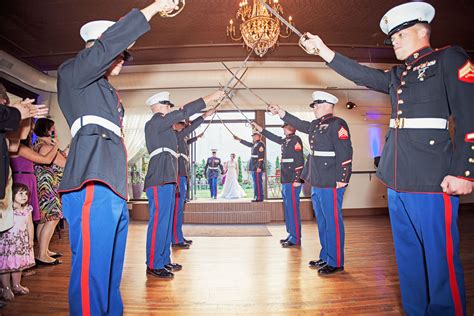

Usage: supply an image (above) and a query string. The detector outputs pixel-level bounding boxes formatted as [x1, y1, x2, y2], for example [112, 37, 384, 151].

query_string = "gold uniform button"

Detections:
[397, 110, 403, 115]
[402, 71, 408, 76]
[398, 99, 404, 104]
[401, 81, 406, 86]
[469, 158, 474, 163]
[413, 53, 419, 59]
[465, 171, 471, 177]
[406, 65, 412, 70]
[429, 140, 435, 145]
[102, 133, 107, 138]
[420, 77, 425, 82]
[472, 146, 474, 150]
[397, 89, 403, 94]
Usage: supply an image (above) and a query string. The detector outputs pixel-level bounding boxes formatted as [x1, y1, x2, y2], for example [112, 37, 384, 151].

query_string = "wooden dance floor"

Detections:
[3, 212, 474, 315]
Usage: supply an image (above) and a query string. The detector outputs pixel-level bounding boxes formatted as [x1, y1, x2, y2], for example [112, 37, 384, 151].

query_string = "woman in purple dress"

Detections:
[10, 137, 59, 222]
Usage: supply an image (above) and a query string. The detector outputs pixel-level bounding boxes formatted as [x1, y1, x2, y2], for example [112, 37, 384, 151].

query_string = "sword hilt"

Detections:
[298, 33, 320, 55]
[159, 0, 185, 17]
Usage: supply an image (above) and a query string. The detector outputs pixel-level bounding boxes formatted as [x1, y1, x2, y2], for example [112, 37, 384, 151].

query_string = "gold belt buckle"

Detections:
[394, 117, 405, 129]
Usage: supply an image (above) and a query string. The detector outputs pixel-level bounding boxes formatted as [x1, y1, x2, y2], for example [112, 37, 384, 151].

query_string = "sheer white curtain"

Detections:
[122, 109, 152, 162]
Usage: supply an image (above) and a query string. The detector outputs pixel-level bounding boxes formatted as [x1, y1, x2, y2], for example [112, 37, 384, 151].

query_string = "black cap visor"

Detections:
[384, 20, 429, 45]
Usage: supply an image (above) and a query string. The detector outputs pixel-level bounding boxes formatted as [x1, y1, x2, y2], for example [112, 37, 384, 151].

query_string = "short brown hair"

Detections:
[416, 23, 431, 39]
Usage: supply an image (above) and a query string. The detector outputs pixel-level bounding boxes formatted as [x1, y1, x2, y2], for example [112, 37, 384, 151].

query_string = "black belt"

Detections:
[13, 171, 34, 174]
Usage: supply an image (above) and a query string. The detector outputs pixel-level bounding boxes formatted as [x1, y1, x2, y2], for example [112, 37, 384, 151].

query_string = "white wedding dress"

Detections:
[219, 160, 246, 199]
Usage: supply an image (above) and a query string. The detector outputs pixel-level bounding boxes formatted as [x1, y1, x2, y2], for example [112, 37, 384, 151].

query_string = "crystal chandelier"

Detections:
[226, 0, 294, 57]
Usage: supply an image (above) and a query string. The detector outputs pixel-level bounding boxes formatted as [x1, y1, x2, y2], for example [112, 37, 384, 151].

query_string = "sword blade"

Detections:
[216, 113, 236, 137]
[227, 94, 253, 124]
[258, 0, 303, 38]
[222, 32, 264, 93]
[221, 62, 270, 106]
[214, 68, 249, 110]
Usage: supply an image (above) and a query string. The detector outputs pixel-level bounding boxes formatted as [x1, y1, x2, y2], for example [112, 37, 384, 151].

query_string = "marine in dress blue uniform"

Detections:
[57, 7, 154, 315]
[300, 2, 473, 314]
[255, 122, 304, 247]
[144, 90, 224, 279]
[204, 150, 224, 199]
[235, 132, 266, 202]
[172, 112, 211, 248]
[268, 91, 353, 275]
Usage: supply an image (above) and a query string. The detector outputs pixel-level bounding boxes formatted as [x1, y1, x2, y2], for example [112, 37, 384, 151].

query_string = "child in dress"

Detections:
[0, 183, 35, 300]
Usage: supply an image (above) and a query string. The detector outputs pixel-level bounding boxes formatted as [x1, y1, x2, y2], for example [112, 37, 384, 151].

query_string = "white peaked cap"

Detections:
[80, 20, 115, 42]
[146, 91, 171, 106]
[380, 2, 435, 36]
[312, 91, 338, 104]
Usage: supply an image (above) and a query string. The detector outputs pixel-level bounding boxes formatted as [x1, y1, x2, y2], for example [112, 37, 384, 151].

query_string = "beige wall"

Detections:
[5, 60, 474, 208]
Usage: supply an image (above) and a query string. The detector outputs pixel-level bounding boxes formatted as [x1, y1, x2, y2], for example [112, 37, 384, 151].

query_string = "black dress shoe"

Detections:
[164, 263, 182, 272]
[279, 237, 289, 244]
[251, 199, 264, 202]
[309, 259, 327, 268]
[35, 258, 62, 266]
[50, 252, 63, 259]
[281, 241, 300, 248]
[318, 265, 344, 275]
[184, 238, 193, 245]
[172, 242, 190, 249]
[146, 267, 174, 278]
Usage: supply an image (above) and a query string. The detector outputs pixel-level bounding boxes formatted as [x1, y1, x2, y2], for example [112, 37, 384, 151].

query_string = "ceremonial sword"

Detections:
[221, 62, 271, 107]
[218, 82, 254, 125]
[201, 68, 250, 134]
[218, 32, 265, 104]
[258, 0, 319, 55]
[216, 113, 237, 137]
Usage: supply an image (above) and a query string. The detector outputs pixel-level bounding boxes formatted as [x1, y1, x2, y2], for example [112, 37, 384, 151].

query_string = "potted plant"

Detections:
[130, 164, 144, 199]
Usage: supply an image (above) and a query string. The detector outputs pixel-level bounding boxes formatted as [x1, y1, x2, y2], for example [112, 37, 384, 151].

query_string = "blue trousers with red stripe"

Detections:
[62, 182, 129, 316]
[252, 171, 264, 201]
[281, 183, 302, 244]
[146, 184, 175, 269]
[172, 176, 187, 245]
[208, 176, 218, 198]
[388, 189, 466, 316]
[311, 187, 345, 267]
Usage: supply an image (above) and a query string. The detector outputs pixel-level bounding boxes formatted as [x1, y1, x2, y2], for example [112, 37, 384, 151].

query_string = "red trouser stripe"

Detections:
[443, 194, 463, 316]
[256, 171, 261, 200]
[333, 188, 341, 267]
[291, 185, 300, 243]
[149, 187, 159, 269]
[173, 178, 180, 244]
[81, 183, 94, 316]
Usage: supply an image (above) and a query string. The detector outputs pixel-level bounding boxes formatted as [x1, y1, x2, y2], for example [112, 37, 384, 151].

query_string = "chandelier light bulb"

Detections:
[226, 0, 294, 57]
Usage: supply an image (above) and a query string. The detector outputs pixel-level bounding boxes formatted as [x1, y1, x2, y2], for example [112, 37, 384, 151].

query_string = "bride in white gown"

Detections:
[219, 153, 246, 199]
